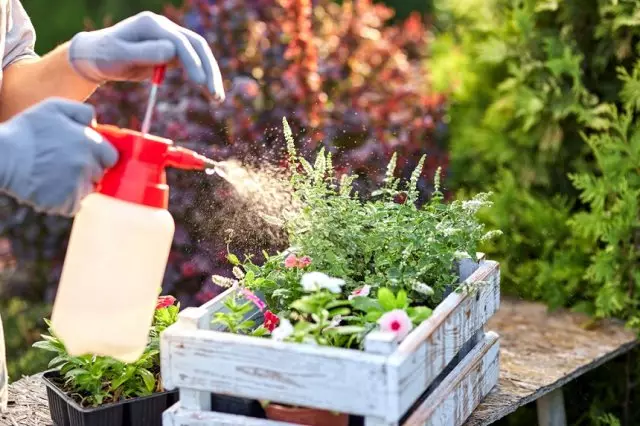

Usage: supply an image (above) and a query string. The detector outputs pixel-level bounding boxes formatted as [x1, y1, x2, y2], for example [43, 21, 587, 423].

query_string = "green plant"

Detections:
[0, 298, 52, 382]
[266, 273, 432, 348]
[565, 62, 640, 324]
[273, 275, 366, 348]
[225, 118, 499, 313]
[431, 0, 640, 304]
[278, 117, 501, 305]
[218, 250, 314, 315]
[351, 287, 433, 327]
[32, 295, 179, 407]
[431, 1, 640, 423]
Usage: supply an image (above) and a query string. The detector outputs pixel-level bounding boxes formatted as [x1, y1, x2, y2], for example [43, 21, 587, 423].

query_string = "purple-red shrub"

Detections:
[1, 0, 448, 306]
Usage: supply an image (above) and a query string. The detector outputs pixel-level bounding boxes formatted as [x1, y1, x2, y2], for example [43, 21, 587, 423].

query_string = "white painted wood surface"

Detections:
[164, 403, 297, 426]
[161, 260, 501, 426]
[163, 326, 390, 417]
[386, 261, 500, 420]
[403, 332, 500, 426]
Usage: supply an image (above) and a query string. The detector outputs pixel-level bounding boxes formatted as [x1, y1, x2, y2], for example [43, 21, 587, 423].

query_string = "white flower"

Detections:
[348, 285, 371, 300]
[453, 251, 471, 260]
[462, 199, 484, 214]
[232, 267, 245, 279]
[412, 282, 434, 296]
[211, 275, 238, 288]
[282, 246, 300, 257]
[481, 230, 503, 241]
[271, 318, 294, 341]
[300, 272, 345, 294]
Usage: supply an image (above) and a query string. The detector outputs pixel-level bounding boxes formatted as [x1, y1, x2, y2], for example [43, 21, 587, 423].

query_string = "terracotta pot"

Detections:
[264, 403, 349, 426]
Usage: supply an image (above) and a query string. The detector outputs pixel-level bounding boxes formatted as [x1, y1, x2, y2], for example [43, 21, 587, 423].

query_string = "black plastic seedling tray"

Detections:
[43, 371, 178, 426]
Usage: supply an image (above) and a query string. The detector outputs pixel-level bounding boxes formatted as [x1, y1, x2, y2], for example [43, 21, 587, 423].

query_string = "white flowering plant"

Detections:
[275, 118, 501, 307]
[213, 119, 501, 348]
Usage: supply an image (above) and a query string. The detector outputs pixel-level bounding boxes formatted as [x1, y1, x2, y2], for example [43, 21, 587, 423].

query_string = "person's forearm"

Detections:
[0, 42, 98, 121]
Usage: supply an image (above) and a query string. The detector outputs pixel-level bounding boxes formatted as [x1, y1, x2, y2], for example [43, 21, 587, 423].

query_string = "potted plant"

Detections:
[33, 294, 180, 426]
[196, 119, 501, 425]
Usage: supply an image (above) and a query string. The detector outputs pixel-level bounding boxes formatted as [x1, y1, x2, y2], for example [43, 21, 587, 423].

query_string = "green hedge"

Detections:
[432, 0, 640, 314]
[432, 1, 640, 423]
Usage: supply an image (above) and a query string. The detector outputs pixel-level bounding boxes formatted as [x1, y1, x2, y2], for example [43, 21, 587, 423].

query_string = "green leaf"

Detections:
[291, 297, 316, 313]
[377, 288, 396, 311]
[326, 326, 365, 335]
[328, 307, 351, 317]
[244, 270, 256, 284]
[32, 340, 59, 352]
[138, 369, 156, 393]
[325, 300, 352, 310]
[396, 290, 408, 309]
[365, 311, 383, 322]
[65, 368, 89, 378]
[408, 306, 433, 324]
[227, 253, 240, 265]
[350, 297, 381, 313]
[251, 326, 269, 337]
[48, 355, 69, 368]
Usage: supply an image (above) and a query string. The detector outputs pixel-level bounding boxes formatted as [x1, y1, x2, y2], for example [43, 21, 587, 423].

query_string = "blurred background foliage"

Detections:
[22, 0, 427, 54]
[22, 0, 182, 54]
[6, 0, 438, 383]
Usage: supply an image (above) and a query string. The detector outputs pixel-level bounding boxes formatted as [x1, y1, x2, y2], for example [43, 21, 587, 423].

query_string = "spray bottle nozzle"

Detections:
[165, 146, 218, 171]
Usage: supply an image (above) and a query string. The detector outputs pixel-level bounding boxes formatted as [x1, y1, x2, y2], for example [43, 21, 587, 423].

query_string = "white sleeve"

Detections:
[2, 0, 38, 69]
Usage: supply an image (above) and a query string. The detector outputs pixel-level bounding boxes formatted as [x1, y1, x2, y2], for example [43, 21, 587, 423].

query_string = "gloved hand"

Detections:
[68, 11, 225, 101]
[0, 98, 118, 217]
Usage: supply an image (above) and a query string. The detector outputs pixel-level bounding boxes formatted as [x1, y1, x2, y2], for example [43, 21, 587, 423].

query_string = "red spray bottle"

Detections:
[51, 66, 216, 362]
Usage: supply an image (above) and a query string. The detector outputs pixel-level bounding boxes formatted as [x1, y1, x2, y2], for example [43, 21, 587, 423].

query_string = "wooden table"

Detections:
[466, 298, 637, 426]
[1, 298, 636, 426]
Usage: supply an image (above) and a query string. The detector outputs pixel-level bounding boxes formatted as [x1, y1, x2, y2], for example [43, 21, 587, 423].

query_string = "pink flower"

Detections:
[284, 254, 299, 268]
[156, 295, 177, 310]
[297, 256, 312, 268]
[240, 287, 266, 311]
[377, 309, 413, 341]
[349, 285, 371, 300]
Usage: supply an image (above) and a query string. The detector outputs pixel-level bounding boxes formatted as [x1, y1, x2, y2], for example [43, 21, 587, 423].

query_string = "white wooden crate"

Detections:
[161, 260, 500, 426]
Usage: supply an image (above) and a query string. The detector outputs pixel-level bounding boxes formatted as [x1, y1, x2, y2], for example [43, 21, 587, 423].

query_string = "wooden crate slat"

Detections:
[387, 261, 500, 419]
[163, 403, 298, 426]
[402, 331, 500, 426]
[162, 328, 391, 417]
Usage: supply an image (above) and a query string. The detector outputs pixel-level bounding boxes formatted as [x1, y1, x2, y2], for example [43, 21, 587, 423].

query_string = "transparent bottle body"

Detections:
[51, 193, 174, 363]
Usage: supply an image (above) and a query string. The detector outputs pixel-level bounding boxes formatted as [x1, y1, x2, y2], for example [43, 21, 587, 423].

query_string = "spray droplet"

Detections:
[205, 168, 216, 176]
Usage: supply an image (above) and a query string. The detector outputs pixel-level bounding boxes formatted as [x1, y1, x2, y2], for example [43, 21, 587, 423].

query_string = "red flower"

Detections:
[263, 310, 279, 332]
[156, 295, 177, 310]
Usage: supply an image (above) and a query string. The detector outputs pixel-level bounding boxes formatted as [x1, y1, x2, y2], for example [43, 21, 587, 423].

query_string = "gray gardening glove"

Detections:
[68, 11, 225, 101]
[0, 98, 118, 217]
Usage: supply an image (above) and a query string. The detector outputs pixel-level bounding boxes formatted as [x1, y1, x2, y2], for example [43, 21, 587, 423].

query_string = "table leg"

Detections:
[537, 388, 567, 426]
